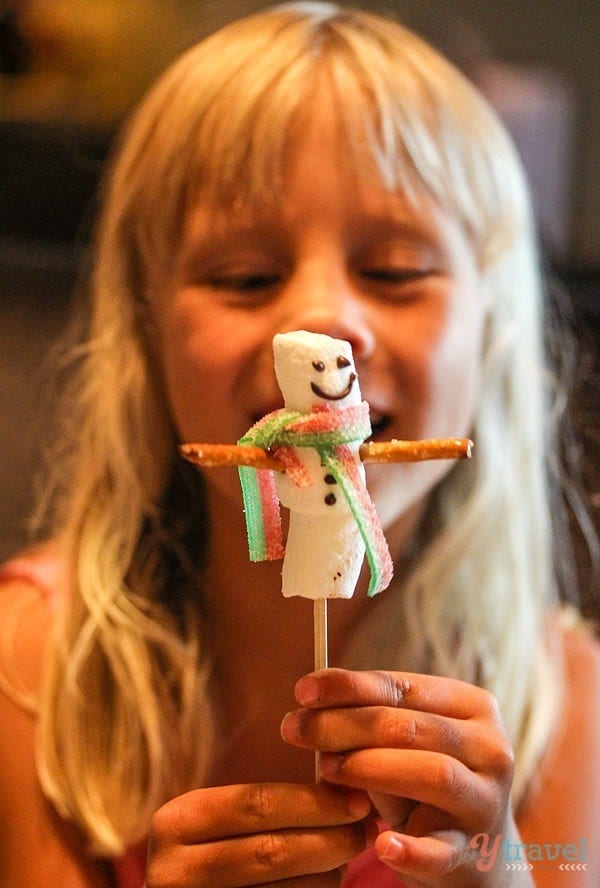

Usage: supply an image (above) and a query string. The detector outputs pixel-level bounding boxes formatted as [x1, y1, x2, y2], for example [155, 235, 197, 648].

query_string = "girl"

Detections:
[1, 4, 599, 886]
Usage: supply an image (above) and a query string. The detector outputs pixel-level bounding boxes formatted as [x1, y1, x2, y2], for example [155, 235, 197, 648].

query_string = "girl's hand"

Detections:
[146, 781, 372, 887]
[281, 668, 528, 887]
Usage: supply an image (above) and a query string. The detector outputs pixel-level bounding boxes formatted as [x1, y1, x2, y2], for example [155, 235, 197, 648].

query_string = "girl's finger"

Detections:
[151, 783, 372, 844]
[295, 669, 500, 722]
[318, 748, 497, 826]
[281, 704, 513, 775]
[148, 823, 367, 888]
[375, 828, 474, 882]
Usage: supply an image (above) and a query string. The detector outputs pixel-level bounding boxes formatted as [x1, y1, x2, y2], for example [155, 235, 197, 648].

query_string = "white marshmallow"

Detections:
[273, 331, 367, 599]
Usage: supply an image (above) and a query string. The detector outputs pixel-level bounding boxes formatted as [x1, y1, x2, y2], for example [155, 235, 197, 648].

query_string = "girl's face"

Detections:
[152, 103, 486, 533]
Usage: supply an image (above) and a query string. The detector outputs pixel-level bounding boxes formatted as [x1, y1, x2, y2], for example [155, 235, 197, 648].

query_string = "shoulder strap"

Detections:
[0, 542, 64, 712]
[0, 542, 63, 605]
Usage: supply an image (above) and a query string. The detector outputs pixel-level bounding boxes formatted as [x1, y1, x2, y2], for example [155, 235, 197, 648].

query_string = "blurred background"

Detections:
[0, 0, 598, 615]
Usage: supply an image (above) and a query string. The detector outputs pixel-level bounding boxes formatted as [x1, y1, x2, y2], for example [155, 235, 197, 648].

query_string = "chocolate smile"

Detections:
[311, 373, 357, 401]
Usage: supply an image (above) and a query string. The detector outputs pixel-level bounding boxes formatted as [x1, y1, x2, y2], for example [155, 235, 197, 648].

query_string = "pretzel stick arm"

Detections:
[179, 438, 473, 469]
[179, 442, 281, 470]
[360, 438, 473, 463]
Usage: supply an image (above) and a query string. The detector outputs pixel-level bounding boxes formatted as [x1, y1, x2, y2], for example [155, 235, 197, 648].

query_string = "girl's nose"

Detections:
[280, 273, 375, 360]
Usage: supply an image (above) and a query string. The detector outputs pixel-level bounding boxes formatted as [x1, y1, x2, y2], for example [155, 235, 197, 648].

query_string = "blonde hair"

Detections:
[34, 1, 560, 852]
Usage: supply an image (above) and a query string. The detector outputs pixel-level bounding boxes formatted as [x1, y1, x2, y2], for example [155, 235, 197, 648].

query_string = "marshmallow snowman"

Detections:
[274, 331, 367, 598]
[238, 331, 393, 600]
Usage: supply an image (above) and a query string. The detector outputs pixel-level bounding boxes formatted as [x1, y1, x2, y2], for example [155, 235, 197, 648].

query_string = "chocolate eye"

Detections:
[312, 360, 325, 372]
[337, 355, 351, 369]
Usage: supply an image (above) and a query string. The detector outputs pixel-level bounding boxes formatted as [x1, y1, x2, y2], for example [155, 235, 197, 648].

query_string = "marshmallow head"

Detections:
[273, 331, 362, 411]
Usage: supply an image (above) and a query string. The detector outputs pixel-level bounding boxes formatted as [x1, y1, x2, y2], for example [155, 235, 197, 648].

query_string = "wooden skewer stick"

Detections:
[313, 598, 328, 781]
[179, 437, 473, 470]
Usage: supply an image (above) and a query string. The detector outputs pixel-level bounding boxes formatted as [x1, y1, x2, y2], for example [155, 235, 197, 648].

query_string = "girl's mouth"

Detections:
[368, 410, 392, 440]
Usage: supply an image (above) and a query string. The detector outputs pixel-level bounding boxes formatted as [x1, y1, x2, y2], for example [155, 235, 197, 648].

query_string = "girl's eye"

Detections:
[190, 266, 283, 303]
[359, 266, 436, 301]
[361, 267, 432, 284]
[210, 272, 281, 292]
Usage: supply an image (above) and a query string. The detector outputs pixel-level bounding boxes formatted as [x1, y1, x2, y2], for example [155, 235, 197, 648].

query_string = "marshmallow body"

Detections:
[273, 331, 366, 599]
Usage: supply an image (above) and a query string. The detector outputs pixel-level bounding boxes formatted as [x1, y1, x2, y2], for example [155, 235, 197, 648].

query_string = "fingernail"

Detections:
[379, 834, 404, 864]
[318, 752, 343, 779]
[346, 791, 371, 819]
[295, 676, 320, 705]
[280, 711, 299, 741]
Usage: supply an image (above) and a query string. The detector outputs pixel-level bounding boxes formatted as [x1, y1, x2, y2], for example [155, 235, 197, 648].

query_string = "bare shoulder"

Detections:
[559, 613, 600, 729]
[0, 576, 110, 887]
[559, 615, 600, 776]
[561, 613, 600, 677]
[541, 611, 600, 755]
[517, 615, 600, 885]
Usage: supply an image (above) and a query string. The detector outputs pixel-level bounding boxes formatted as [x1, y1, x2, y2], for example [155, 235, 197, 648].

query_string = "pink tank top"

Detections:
[0, 547, 406, 887]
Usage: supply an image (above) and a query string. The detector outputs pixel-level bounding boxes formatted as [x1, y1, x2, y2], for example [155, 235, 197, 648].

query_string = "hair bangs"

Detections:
[177, 8, 527, 271]
[325, 23, 525, 269]
[116, 3, 532, 294]
[184, 55, 322, 217]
